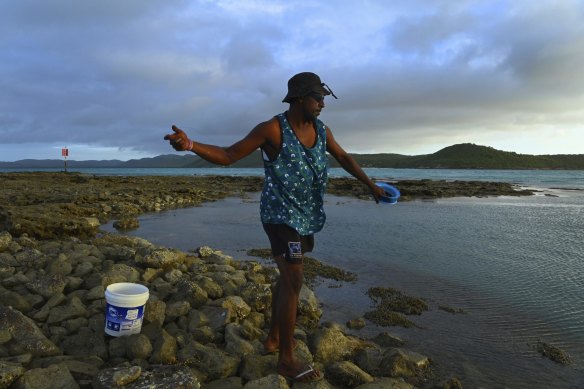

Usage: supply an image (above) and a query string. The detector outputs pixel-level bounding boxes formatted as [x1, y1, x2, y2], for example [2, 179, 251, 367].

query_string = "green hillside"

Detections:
[1, 143, 583, 169]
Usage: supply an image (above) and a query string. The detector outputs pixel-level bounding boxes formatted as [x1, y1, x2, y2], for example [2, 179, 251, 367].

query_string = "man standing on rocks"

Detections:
[164, 72, 384, 383]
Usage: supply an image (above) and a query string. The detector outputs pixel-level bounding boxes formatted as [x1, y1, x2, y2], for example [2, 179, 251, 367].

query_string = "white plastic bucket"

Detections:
[104, 282, 149, 337]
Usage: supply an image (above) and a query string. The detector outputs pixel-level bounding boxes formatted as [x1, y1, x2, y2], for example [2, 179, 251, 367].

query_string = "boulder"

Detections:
[239, 354, 277, 383]
[209, 296, 252, 322]
[46, 296, 87, 324]
[149, 329, 177, 364]
[0, 361, 25, 388]
[14, 363, 79, 389]
[238, 282, 272, 313]
[177, 341, 240, 381]
[136, 248, 184, 269]
[93, 365, 200, 388]
[297, 285, 322, 329]
[101, 263, 141, 285]
[125, 334, 153, 360]
[0, 305, 61, 357]
[378, 348, 430, 378]
[242, 374, 289, 389]
[325, 360, 374, 388]
[174, 278, 208, 308]
[0, 231, 12, 252]
[308, 323, 373, 365]
[25, 274, 66, 299]
[354, 377, 415, 389]
[224, 323, 257, 357]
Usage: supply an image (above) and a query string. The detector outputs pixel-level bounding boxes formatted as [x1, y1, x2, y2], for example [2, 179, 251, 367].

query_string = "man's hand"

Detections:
[164, 125, 193, 151]
[371, 183, 386, 204]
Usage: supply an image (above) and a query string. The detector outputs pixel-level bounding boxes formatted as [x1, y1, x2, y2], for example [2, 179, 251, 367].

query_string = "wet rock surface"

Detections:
[0, 172, 533, 388]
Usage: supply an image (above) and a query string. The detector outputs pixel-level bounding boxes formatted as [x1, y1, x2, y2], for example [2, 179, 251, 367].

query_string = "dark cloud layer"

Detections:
[1, 0, 583, 161]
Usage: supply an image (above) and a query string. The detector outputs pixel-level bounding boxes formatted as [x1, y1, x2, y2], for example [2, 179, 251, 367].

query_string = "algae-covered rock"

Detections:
[14, 363, 79, 389]
[0, 305, 61, 357]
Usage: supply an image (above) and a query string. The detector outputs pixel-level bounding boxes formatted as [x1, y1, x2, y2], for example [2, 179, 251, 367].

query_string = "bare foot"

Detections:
[263, 338, 298, 354]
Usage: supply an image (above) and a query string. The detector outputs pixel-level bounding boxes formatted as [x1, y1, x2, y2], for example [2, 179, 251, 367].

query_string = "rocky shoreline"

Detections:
[0, 173, 535, 388]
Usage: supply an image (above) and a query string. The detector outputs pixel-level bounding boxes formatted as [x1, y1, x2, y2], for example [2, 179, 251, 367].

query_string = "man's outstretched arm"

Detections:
[164, 122, 272, 166]
[325, 127, 385, 203]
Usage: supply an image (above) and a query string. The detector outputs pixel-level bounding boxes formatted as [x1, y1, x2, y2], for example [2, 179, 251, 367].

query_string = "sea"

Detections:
[5, 167, 583, 388]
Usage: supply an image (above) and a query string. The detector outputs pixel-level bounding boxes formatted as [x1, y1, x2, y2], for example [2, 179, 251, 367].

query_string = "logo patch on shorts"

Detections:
[288, 242, 302, 259]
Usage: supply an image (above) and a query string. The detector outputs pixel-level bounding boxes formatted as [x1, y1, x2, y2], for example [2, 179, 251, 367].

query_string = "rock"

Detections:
[238, 282, 271, 312]
[297, 285, 322, 329]
[177, 341, 240, 381]
[46, 255, 73, 276]
[94, 365, 201, 388]
[0, 232, 12, 252]
[149, 329, 177, 364]
[200, 306, 231, 333]
[0, 361, 25, 388]
[163, 269, 183, 284]
[308, 323, 372, 365]
[193, 275, 223, 300]
[378, 348, 430, 378]
[239, 354, 277, 383]
[72, 261, 94, 278]
[0, 289, 32, 313]
[187, 310, 210, 331]
[242, 374, 289, 389]
[14, 363, 79, 389]
[325, 360, 374, 388]
[112, 365, 142, 386]
[353, 377, 415, 388]
[85, 285, 105, 301]
[32, 292, 66, 321]
[354, 346, 385, 375]
[224, 323, 257, 357]
[113, 217, 140, 231]
[137, 248, 184, 269]
[144, 299, 166, 327]
[165, 301, 191, 320]
[125, 334, 153, 360]
[347, 317, 366, 330]
[371, 332, 404, 348]
[108, 337, 126, 358]
[60, 327, 107, 360]
[25, 274, 67, 299]
[210, 296, 251, 322]
[174, 278, 208, 308]
[102, 263, 141, 285]
[190, 326, 215, 344]
[0, 305, 61, 357]
[204, 376, 243, 388]
[0, 329, 12, 344]
[46, 296, 87, 324]
[197, 246, 215, 257]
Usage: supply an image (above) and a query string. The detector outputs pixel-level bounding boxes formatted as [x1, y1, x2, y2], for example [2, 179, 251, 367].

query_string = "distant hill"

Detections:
[1, 144, 583, 170]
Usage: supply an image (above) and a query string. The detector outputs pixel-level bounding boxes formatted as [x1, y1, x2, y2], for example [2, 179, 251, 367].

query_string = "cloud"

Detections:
[1, 0, 583, 161]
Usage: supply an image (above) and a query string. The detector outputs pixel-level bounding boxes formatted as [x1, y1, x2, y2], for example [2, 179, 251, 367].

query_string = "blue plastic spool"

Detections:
[375, 182, 400, 204]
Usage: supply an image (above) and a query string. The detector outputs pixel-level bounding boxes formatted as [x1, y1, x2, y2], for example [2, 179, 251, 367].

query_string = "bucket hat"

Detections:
[282, 72, 337, 103]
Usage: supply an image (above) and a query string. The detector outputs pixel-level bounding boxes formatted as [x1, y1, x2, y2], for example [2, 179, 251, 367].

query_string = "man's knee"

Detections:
[276, 260, 303, 293]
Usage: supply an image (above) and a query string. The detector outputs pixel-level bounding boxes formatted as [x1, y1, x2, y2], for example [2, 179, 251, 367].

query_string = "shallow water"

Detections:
[103, 186, 584, 388]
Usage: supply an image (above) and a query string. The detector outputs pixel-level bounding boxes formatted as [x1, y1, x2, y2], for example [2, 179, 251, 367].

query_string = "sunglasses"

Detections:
[308, 93, 325, 102]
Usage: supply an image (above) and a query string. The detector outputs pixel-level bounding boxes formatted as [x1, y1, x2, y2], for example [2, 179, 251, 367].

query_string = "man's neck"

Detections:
[287, 105, 313, 130]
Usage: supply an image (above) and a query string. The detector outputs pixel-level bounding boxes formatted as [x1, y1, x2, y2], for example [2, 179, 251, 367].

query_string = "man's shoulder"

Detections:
[255, 115, 281, 132]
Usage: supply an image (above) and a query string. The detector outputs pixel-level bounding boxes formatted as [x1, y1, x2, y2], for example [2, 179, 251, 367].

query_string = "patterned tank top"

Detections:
[260, 112, 328, 235]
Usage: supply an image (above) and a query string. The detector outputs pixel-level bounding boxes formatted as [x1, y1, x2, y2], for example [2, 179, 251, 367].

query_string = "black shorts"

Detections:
[262, 223, 314, 264]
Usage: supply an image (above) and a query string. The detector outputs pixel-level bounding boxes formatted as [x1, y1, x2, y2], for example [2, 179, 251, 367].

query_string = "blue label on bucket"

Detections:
[105, 303, 144, 333]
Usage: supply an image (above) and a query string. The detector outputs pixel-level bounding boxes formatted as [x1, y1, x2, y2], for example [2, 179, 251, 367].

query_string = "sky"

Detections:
[1, 0, 583, 162]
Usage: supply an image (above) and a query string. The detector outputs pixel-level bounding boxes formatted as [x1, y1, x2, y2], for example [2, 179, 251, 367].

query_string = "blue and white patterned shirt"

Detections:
[260, 112, 328, 235]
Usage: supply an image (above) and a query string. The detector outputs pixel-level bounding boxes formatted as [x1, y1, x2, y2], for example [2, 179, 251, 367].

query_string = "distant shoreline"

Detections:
[1, 143, 583, 170]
